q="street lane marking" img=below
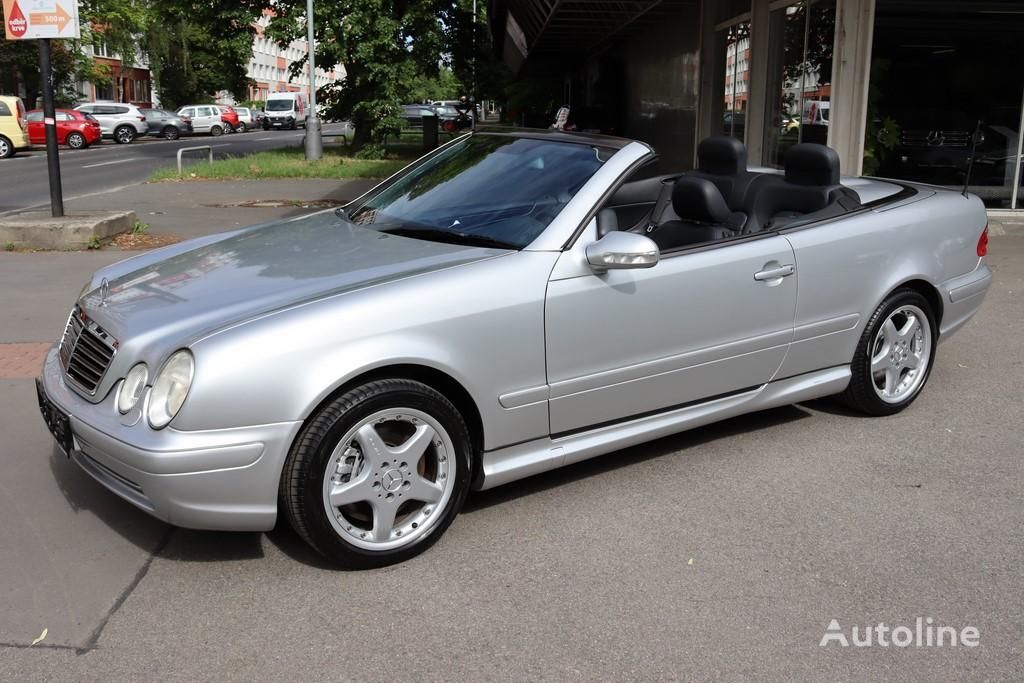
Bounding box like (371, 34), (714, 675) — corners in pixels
(81, 158), (140, 168)
(255, 136), (276, 140)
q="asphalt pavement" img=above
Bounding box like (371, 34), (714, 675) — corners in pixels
(0, 175), (1021, 678)
(0, 123), (352, 215)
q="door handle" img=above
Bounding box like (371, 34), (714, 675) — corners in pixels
(753, 264), (795, 281)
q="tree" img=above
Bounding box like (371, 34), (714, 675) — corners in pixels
(145, 1), (266, 109)
(266, 0), (507, 152)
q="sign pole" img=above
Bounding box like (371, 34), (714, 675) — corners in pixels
(38, 38), (64, 217)
(303, 0), (322, 161)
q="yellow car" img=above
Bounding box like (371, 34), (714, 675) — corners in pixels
(0, 95), (31, 158)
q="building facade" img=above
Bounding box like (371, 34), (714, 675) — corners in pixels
(492, 0), (1024, 211)
(237, 10), (343, 104)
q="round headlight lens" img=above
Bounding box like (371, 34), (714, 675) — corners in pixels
(147, 350), (194, 429)
(117, 363), (148, 414)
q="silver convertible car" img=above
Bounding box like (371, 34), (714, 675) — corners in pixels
(37, 131), (992, 567)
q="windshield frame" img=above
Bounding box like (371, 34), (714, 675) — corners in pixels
(341, 131), (631, 251)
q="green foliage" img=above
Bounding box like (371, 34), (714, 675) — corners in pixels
(131, 219), (150, 235)
(266, 0), (506, 150)
(87, 235), (102, 250)
(3, 241), (15, 252)
(863, 58), (901, 176)
(146, 1), (265, 109)
(149, 146), (414, 181)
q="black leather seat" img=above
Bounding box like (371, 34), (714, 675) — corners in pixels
(745, 143), (860, 233)
(689, 135), (754, 211)
(646, 176), (746, 250)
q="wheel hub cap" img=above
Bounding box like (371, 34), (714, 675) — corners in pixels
(870, 304), (932, 404)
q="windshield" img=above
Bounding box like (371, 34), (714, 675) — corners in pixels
(266, 99), (294, 112)
(347, 135), (610, 249)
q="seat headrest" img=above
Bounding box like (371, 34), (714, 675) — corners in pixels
(672, 176), (733, 225)
(784, 143), (840, 186)
(698, 135), (747, 175)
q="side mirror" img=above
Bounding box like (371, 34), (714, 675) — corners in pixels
(585, 231), (660, 271)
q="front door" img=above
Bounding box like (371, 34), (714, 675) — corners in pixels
(545, 235), (799, 434)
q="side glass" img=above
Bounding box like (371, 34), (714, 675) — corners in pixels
(762, 0), (836, 168)
(868, 1), (1024, 209)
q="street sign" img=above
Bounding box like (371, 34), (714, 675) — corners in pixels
(3, 0), (79, 40)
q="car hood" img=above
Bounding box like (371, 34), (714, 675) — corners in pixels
(80, 210), (507, 345)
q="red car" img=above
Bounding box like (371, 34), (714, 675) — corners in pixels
(217, 105), (241, 133)
(26, 109), (102, 149)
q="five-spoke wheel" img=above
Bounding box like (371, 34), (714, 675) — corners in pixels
(841, 289), (936, 415)
(281, 379), (471, 568)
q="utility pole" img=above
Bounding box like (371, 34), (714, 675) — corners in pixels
(304, 0), (322, 160)
(39, 39), (64, 217)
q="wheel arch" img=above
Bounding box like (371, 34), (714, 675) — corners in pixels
(891, 277), (944, 329)
(296, 363), (485, 478)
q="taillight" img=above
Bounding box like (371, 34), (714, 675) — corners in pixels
(137, 115), (146, 121)
(977, 224), (989, 257)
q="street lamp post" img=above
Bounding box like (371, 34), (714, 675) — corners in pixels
(304, 0), (322, 160)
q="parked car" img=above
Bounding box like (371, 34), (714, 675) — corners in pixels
(264, 92), (307, 129)
(216, 105), (242, 133)
(175, 105), (227, 136)
(234, 106), (258, 132)
(73, 102), (148, 144)
(399, 104), (435, 131)
(36, 132), (992, 569)
(25, 109), (102, 149)
(0, 94), (30, 158)
(138, 108), (191, 140)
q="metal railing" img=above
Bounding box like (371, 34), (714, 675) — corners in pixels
(176, 145), (214, 174)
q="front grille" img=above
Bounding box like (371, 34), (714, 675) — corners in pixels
(899, 130), (971, 148)
(59, 307), (117, 394)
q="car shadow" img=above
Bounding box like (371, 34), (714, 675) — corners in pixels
(463, 404), (812, 514)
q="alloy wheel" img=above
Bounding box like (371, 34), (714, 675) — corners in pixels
(870, 304), (932, 404)
(115, 126), (135, 144)
(67, 133), (85, 149)
(321, 407), (456, 551)
(0, 137), (12, 158)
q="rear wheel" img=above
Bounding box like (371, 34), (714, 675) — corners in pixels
(0, 136), (12, 159)
(209, 125), (223, 137)
(162, 125), (180, 140)
(235, 121), (247, 133)
(840, 289), (936, 416)
(281, 379), (472, 569)
(66, 132), (86, 149)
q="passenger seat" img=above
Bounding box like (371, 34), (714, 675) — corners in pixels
(689, 135), (755, 211)
(645, 177), (747, 250)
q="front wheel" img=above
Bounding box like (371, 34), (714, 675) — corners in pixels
(235, 122), (247, 133)
(281, 379), (472, 569)
(0, 135), (12, 158)
(840, 289), (937, 416)
(114, 125), (136, 144)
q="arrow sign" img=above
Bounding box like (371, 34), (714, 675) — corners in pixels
(29, 4), (70, 31)
(3, 0), (80, 39)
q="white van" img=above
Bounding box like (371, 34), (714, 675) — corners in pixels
(264, 92), (307, 130)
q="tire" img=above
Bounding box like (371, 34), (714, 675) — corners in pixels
(210, 125), (223, 137)
(114, 125), (136, 144)
(281, 379), (472, 569)
(162, 126), (180, 140)
(839, 288), (937, 416)
(0, 135), (12, 159)
(66, 132), (86, 150)
(289, 120), (297, 130)
(235, 122), (247, 133)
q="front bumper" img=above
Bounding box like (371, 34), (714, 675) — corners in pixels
(39, 345), (302, 531)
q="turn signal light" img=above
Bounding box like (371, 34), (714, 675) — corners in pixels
(977, 225), (989, 258)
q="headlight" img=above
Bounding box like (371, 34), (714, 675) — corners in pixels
(147, 350), (194, 429)
(117, 363), (148, 414)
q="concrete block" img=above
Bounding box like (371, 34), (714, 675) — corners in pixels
(0, 210), (136, 250)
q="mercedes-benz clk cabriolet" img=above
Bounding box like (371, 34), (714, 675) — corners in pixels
(37, 131), (992, 567)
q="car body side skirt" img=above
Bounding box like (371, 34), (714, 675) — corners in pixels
(476, 364), (851, 490)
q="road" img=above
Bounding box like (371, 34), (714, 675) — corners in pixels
(0, 123), (351, 215)
(0, 232), (1021, 678)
